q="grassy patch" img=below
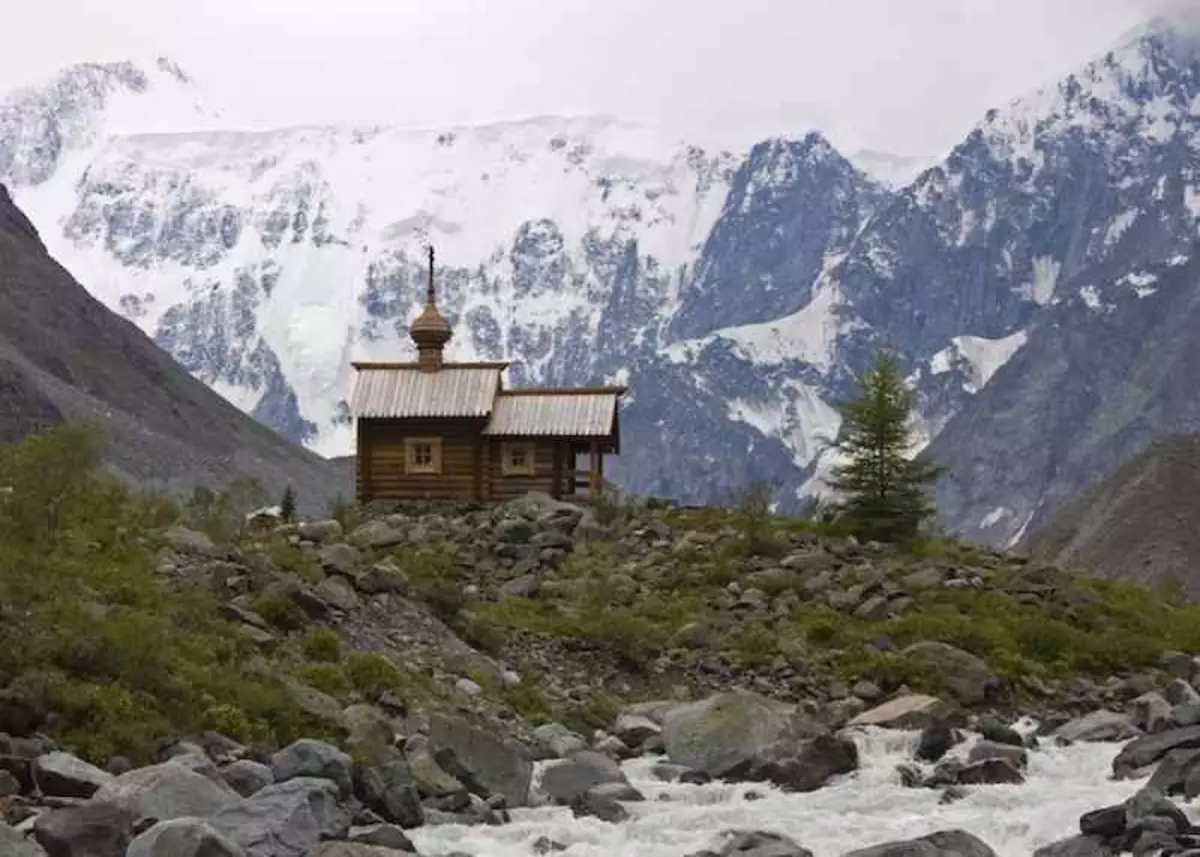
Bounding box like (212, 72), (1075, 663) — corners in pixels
(0, 424), (327, 764)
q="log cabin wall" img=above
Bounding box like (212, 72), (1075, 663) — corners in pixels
(357, 417), (487, 503)
(486, 438), (564, 500)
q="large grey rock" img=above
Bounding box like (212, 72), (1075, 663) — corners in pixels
(1112, 725), (1200, 778)
(270, 740), (354, 796)
(841, 829), (998, 856)
(539, 751), (634, 804)
(32, 801), (136, 857)
(359, 762), (424, 828)
(221, 760), (276, 797)
(1031, 835), (1116, 857)
(345, 823), (417, 851)
(311, 844), (416, 856)
(661, 691), (819, 777)
(93, 761), (239, 822)
(612, 713), (662, 748)
(32, 752), (114, 798)
(126, 818), (246, 857)
(695, 829), (814, 857)
(298, 519), (344, 543)
(900, 643), (997, 705)
(1131, 691), (1174, 734)
(429, 714), (533, 807)
(1054, 710), (1140, 743)
(531, 723), (588, 760)
(210, 777), (351, 857)
(0, 823), (47, 857)
(847, 694), (950, 730)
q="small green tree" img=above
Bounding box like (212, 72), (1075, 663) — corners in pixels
(280, 484), (297, 523)
(825, 352), (942, 542)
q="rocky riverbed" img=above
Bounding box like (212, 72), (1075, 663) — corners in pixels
(3, 688), (1200, 855)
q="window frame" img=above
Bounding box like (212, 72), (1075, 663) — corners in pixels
(500, 440), (537, 476)
(404, 436), (443, 475)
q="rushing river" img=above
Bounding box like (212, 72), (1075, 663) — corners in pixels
(409, 720), (1172, 856)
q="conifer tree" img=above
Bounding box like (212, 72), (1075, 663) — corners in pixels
(280, 484), (297, 523)
(825, 352), (942, 541)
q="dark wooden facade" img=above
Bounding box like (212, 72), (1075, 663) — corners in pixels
(350, 247), (624, 506)
(354, 419), (618, 504)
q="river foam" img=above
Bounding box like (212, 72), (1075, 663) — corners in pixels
(409, 722), (1167, 856)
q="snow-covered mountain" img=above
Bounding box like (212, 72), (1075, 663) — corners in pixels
(4, 7), (1200, 537)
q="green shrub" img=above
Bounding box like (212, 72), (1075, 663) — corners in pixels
(302, 628), (342, 663)
(295, 664), (351, 699)
(251, 593), (307, 632)
(346, 653), (400, 699)
(731, 624), (779, 668)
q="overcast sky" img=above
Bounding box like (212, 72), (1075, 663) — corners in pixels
(0, 0), (1176, 156)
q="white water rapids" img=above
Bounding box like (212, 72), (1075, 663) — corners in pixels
(409, 721), (1181, 857)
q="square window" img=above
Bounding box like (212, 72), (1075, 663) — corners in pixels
(404, 437), (441, 474)
(501, 442), (536, 475)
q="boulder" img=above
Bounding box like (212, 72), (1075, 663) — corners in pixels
(1054, 710), (1139, 743)
(358, 762), (424, 828)
(93, 761), (239, 822)
(568, 790), (628, 824)
(126, 818), (245, 857)
(966, 740), (1027, 770)
(531, 723), (588, 760)
(1146, 747), (1200, 798)
(1031, 835), (1115, 857)
(348, 521), (405, 550)
(298, 519), (344, 543)
(221, 760), (275, 798)
(1111, 725), (1200, 778)
(209, 777), (352, 857)
(914, 721), (960, 763)
(32, 801), (136, 857)
(1130, 692), (1174, 734)
(356, 562), (410, 595)
(848, 694), (951, 731)
(429, 714), (533, 807)
(735, 732), (859, 792)
(842, 829), (998, 856)
(613, 713), (662, 749)
(661, 691), (819, 777)
(539, 751), (635, 804)
(345, 823), (417, 851)
(901, 643), (997, 705)
(311, 845), (417, 857)
(690, 829), (814, 857)
(32, 752), (114, 798)
(270, 740), (354, 797)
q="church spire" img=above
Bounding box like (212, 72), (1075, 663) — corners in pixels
(409, 245), (452, 372)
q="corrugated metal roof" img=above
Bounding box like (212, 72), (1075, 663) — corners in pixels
(350, 366), (501, 418)
(483, 392), (619, 437)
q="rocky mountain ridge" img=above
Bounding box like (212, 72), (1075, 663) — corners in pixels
(4, 10), (1200, 546)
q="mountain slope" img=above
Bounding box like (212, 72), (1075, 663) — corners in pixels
(0, 182), (349, 511)
(920, 11), (1200, 544)
(1023, 433), (1200, 595)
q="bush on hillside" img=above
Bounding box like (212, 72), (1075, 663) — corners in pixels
(0, 423), (328, 764)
